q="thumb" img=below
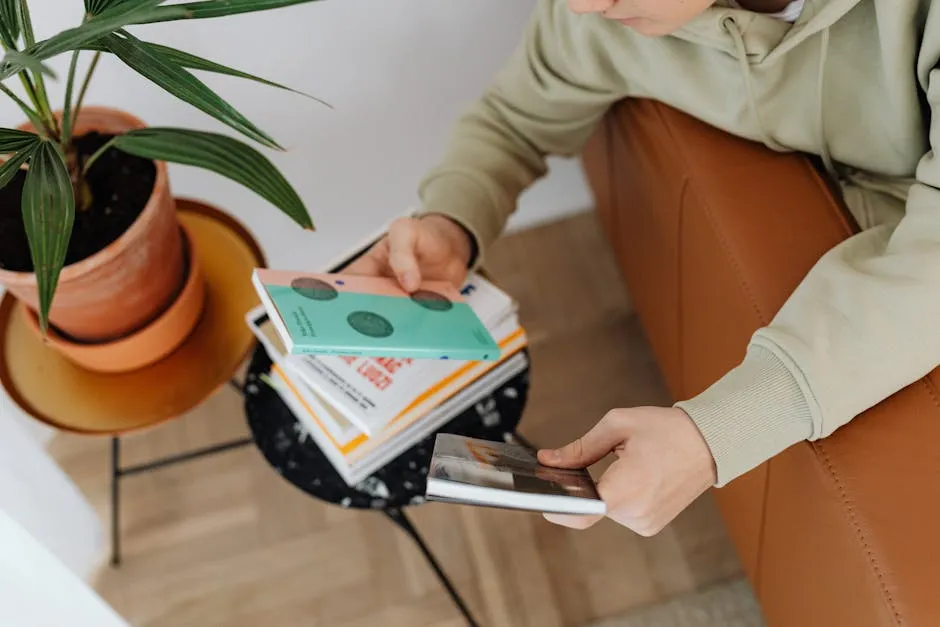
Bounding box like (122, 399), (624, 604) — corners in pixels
(538, 412), (626, 469)
(387, 218), (421, 292)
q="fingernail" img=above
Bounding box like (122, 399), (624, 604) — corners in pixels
(404, 271), (418, 290)
(546, 449), (561, 462)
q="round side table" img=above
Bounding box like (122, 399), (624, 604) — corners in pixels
(243, 343), (532, 627)
(0, 198), (266, 565)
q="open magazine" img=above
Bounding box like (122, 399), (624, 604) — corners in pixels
(425, 434), (607, 516)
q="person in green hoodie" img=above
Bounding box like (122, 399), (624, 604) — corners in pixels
(347, 0), (940, 534)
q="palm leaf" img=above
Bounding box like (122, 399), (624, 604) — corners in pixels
(85, 0), (134, 15)
(0, 143), (36, 189)
(112, 127), (312, 228)
(21, 140), (76, 333)
(101, 32), (282, 150)
(32, 0), (187, 58)
(0, 50), (56, 77)
(0, 0), (19, 48)
(0, 127), (38, 154)
(81, 37), (326, 106)
(141, 41), (329, 107)
(0, 0), (188, 78)
(136, 0), (322, 23)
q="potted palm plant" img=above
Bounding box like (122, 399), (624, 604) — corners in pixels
(0, 0), (322, 372)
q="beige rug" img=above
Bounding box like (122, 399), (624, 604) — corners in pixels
(588, 578), (765, 627)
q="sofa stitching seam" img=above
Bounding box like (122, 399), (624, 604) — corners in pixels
(920, 376), (940, 410)
(690, 189), (766, 324)
(676, 177), (689, 396)
(806, 152), (904, 625)
(815, 443), (903, 625)
(656, 106), (768, 327)
(754, 455), (772, 594)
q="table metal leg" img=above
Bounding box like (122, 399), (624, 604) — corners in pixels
(384, 508), (479, 627)
(110, 436), (121, 567)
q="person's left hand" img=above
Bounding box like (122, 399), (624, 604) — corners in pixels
(537, 407), (717, 536)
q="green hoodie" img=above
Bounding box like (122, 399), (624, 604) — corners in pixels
(416, 0), (940, 486)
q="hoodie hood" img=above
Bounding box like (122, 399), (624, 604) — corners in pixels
(677, 0), (863, 62)
(675, 0), (863, 176)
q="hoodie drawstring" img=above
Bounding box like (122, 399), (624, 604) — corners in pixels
(723, 17), (787, 151)
(722, 16), (837, 181)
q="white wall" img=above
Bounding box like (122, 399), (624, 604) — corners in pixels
(0, 508), (126, 627)
(3, 0), (593, 272)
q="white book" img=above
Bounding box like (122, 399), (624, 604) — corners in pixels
(426, 434), (607, 516)
(343, 326), (528, 464)
(269, 352), (529, 486)
(246, 305), (365, 450)
(275, 318), (528, 462)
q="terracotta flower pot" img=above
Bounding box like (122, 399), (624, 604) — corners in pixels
(20, 223), (206, 373)
(0, 107), (186, 343)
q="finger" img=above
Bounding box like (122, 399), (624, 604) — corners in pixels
(343, 238), (390, 276)
(388, 218), (422, 292)
(537, 412), (626, 469)
(590, 457), (670, 536)
(445, 257), (469, 289)
(343, 252), (385, 277)
(543, 512), (604, 530)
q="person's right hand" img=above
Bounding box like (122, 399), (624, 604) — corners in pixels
(344, 214), (474, 293)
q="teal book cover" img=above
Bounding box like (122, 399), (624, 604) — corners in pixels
(252, 269), (501, 361)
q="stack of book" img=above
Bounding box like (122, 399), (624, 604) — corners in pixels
(246, 272), (529, 486)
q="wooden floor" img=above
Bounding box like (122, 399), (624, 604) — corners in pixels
(51, 212), (743, 627)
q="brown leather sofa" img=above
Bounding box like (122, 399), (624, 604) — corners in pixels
(580, 99), (940, 627)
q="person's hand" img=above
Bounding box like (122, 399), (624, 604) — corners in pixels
(537, 407), (717, 536)
(344, 214), (473, 292)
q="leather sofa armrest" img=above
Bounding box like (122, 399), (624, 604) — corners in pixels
(583, 98), (940, 627)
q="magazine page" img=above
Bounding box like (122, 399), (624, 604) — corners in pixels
(429, 435), (601, 501)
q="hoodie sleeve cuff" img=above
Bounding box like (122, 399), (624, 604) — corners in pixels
(674, 344), (815, 487)
(416, 174), (508, 271)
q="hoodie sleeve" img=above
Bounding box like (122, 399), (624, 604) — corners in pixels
(416, 0), (622, 265)
(676, 53), (940, 487)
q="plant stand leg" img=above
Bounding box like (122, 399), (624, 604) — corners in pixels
(384, 508), (479, 627)
(110, 435), (121, 567)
